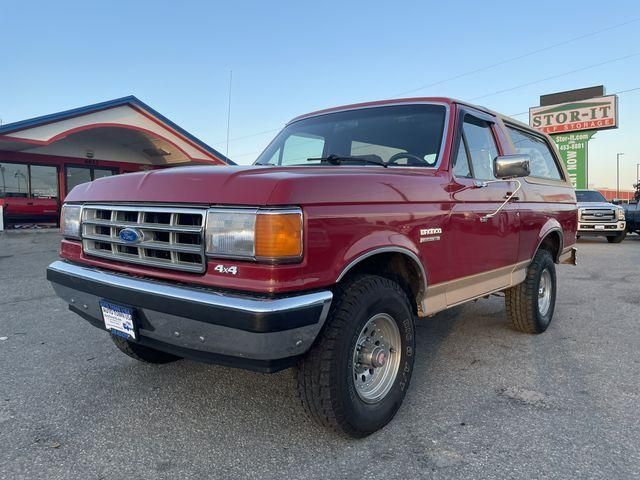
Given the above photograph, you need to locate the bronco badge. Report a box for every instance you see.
[419,227,442,243]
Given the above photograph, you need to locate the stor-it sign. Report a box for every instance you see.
[529,95,617,134]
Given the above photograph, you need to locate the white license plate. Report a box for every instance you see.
[594,225,606,230]
[100,301,136,340]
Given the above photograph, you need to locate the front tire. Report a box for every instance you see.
[607,231,626,243]
[505,249,557,334]
[297,275,415,437]
[111,335,181,364]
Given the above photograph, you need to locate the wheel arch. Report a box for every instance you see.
[534,224,564,263]
[336,247,428,316]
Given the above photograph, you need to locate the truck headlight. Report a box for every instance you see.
[60,204,82,239]
[205,208,303,262]
[617,208,625,220]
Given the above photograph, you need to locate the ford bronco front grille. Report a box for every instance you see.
[81,205,207,273]
[580,208,616,222]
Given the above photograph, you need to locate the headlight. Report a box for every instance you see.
[617,208,625,220]
[205,208,303,262]
[61,204,82,239]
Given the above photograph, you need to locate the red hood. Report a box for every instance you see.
[65,165,448,206]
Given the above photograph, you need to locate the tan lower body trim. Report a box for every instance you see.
[423,260,529,316]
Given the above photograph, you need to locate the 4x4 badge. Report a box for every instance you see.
[214,264,238,275]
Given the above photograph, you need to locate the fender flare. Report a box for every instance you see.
[336,246,428,315]
[534,220,564,262]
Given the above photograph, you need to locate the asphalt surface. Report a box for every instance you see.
[1,231,639,479]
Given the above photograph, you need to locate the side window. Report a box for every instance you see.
[0,162,30,198]
[452,140,472,178]
[462,117,499,180]
[30,165,59,199]
[281,133,325,166]
[507,127,562,180]
[66,167,92,193]
[93,168,115,180]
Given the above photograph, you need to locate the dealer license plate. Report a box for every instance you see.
[594,225,606,230]
[100,301,136,340]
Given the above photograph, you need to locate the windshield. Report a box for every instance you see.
[255,104,447,168]
[575,190,607,202]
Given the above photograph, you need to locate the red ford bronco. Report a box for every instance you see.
[47,98,577,437]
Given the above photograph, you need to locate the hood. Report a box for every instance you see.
[576,201,618,209]
[65,165,448,206]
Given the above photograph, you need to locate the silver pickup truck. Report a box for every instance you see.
[576,189,626,243]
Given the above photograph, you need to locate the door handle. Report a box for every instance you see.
[504,192,520,201]
[27,202,34,206]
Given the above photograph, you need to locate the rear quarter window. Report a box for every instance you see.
[507,126,563,180]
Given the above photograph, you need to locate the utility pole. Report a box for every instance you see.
[616,152,624,199]
[225,70,233,159]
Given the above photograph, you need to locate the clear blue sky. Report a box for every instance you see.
[2,0,639,189]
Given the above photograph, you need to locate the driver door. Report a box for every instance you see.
[445,110,521,306]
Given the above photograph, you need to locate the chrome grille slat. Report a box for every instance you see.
[81,234,203,253]
[81,205,207,273]
[82,219,202,233]
[581,208,616,222]
[83,249,206,273]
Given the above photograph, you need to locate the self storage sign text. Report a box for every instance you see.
[529,95,617,134]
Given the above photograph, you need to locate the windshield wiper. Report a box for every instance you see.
[307,154,387,168]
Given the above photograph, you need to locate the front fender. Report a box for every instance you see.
[335,232,428,314]
[534,218,564,262]
[339,230,422,276]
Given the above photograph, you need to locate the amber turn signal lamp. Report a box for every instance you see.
[255,212,303,260]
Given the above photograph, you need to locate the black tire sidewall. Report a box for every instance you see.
[111,334,180,363]
[333,280,415,434]
[607,232,626,243]
[530,252,557,331]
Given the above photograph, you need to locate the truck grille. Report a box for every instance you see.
[81,205,207,273]
[580,208,616,222]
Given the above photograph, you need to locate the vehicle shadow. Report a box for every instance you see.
[27,296,530,478]
[64,298,512,460]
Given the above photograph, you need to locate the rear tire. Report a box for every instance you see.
[607,231,626,243]
[297,275,415,438]
[111,335,181,364]
[505,249,556,334]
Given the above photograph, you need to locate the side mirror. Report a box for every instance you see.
[494,154,530,179]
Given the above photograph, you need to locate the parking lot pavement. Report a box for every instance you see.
[1,231,639,480]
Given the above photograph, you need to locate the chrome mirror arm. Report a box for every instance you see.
[453,179,502,196]
[474,179,503,188]
[480,179,522,223]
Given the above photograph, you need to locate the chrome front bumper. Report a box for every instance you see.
[46,261,332,372]
[578,221,626,233]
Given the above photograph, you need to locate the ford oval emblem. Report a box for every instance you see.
[119,228,143,244]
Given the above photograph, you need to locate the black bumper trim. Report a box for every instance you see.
[70,305,297,373]
[47,263,328,334]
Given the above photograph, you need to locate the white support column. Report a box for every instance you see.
[0,206,4,231]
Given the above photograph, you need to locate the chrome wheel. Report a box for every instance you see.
[352,313,402,404]
[538,269,552,316]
